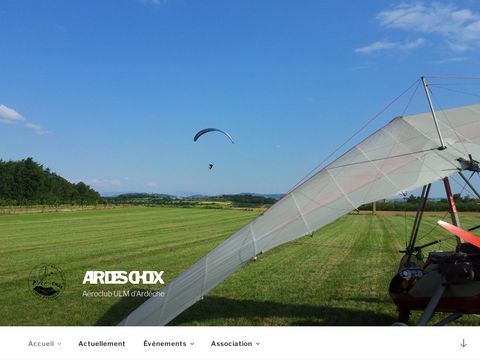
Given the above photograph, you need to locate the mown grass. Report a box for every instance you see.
[0,207,479,326]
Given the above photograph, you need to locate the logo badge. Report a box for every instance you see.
[28,264,66,299]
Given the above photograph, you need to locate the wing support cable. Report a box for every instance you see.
[458,171,480,200]
[326,147,437,170]
[283,79,422,195]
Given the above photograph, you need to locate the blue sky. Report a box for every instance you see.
[2,0,480,196]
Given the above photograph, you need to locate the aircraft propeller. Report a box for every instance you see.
[437,220,480,249]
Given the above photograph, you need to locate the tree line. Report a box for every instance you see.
[0,158,101,205]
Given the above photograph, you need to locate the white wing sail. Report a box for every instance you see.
[120,104,480,325]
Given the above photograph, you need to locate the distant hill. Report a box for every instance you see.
[183,193,284,200]
[110,192,178,199]
[107,192,286,200]
[0,158,101,205]
[105,192,278,208]
[184,194,209,199]
[238,192,284,200]
[211,194,277,206]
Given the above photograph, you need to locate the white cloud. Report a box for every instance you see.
[355,41,396,54]
[402,37,425,49]
[355,38,425,54]
[23,123,51,136]
[0,104,51,135]
[377,2,480,52]
[431,56,469,65]
[85,178,122,186]
[140,0,166,6]
[0,104,24,123]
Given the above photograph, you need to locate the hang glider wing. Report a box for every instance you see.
[120,103,480,325]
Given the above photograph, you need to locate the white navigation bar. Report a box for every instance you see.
[0,326,478,360]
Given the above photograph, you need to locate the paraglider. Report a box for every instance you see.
[193,128,234,144]
[193,128,234,170]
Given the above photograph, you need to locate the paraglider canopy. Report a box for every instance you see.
[193,128,234,144]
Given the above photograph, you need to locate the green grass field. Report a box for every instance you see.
[1,206,479,326]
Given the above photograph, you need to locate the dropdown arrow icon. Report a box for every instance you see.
[57,342,61,346]
[256,342,260,345]
[461,339,467,348]
[190,342,194,345]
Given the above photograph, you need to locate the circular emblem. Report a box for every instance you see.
[28,264,66,299]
